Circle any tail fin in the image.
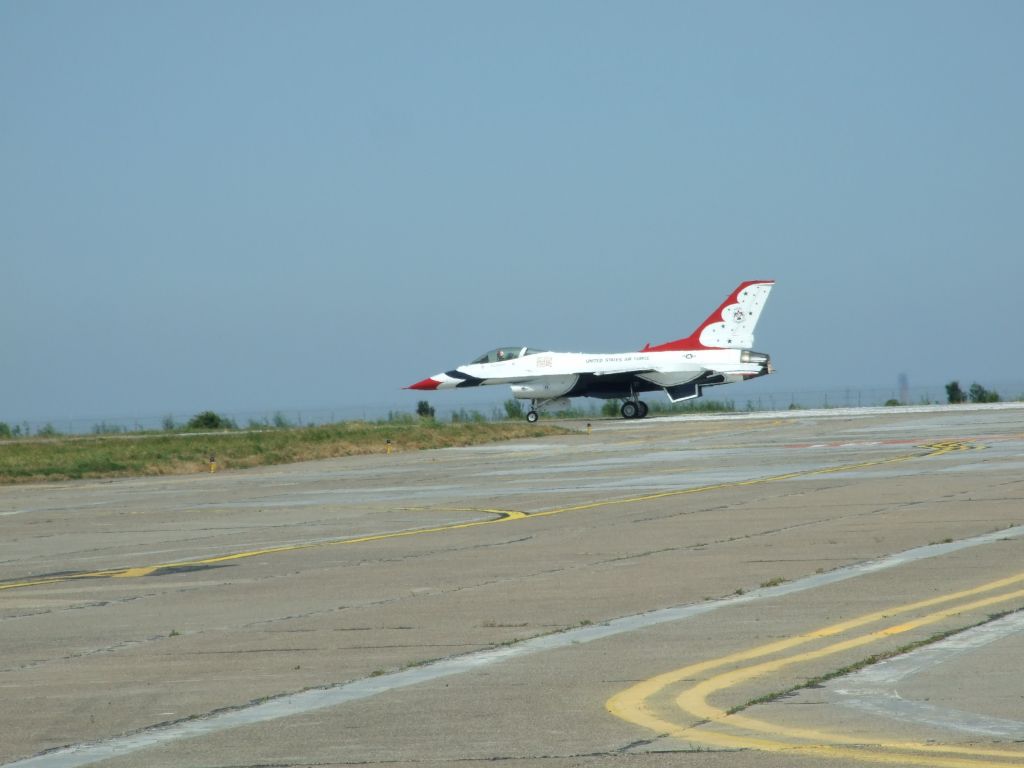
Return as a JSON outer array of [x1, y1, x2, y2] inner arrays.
[[643, 280, 775, 352]]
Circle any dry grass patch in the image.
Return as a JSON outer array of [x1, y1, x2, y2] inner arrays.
[[0, 421, 568, 484]]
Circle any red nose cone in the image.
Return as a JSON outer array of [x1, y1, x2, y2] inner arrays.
[[406, 377, 440, 390]]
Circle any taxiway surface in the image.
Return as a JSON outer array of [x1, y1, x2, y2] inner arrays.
[[2, 406, 1023, 767]]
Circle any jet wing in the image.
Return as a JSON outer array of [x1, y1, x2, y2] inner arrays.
[[592, 366, 657, 377]]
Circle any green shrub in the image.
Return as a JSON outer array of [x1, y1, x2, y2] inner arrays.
[[646, 398, 736, 414], [503, 399, 524, 419], [273, 411, 295, 428], [451, 409, 486, 423], [185, 411, 237, 430]]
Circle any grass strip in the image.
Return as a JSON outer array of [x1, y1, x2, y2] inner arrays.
[[0, 421, 568, 484]]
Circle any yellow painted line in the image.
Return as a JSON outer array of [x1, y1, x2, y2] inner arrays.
[[607, 571, 1024, 767], [530, 442, 955, 519], [115, 567, 160, 578], [0, 509, 526, 592], [678, 588, 1024, 718], [0, 440, 977, 593]]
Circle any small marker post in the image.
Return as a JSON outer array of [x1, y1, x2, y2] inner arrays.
[[586, 423, 592, 435], [209, 454, 217, 473], [385, 439, 392, 456]]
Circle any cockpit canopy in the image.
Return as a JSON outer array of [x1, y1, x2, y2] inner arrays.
[[468, 347, 543, 365]]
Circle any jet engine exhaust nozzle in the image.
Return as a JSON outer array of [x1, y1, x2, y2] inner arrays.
[[740, 350, 770, 365]]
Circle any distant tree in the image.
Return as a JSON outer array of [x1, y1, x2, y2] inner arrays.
[[945, 381, 965, 404], [273, 411, 295, 428], [37, 423, 59, 437], [162, 415, 177, 431], [0, 422, 11, 438], [884, 399, 901, 406], [416, 400, 435, 419], [503, 399, 524, 419], [601, 399, 621, 417], [968, 382, 1000, 403], [186, 411, 236, 430]]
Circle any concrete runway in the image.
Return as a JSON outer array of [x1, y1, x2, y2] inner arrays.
[[2, 405, 1023, 767]]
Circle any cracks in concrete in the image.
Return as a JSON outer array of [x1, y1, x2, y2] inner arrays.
[[2, 631, 166, 673], [191, 746, 739, 766]]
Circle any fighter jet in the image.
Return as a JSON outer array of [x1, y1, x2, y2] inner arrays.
[[407, 280, 775, 422]]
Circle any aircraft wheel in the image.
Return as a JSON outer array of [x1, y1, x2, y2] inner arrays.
[[526, 410, 539, 423], [620, 401, 639, 419], [637, 401, 649, 418]]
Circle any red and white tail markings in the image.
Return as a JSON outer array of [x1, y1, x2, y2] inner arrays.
[[642, 280, 775, 352]]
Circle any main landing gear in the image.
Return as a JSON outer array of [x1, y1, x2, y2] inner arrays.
[[524, 395, 648, 423], [620, 400, 648, 419], [619, 384, 648, 420]]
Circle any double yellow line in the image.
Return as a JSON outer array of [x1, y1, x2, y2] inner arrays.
[[0, 440, 978, 593], [607, 572, 1024, 767]]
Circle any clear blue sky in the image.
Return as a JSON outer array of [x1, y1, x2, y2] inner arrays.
[[3, 1, 1022, 423]]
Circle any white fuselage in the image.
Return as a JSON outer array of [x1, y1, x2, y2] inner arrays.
[[406, 279, 776, 417], [434, 348, 766, 398]]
